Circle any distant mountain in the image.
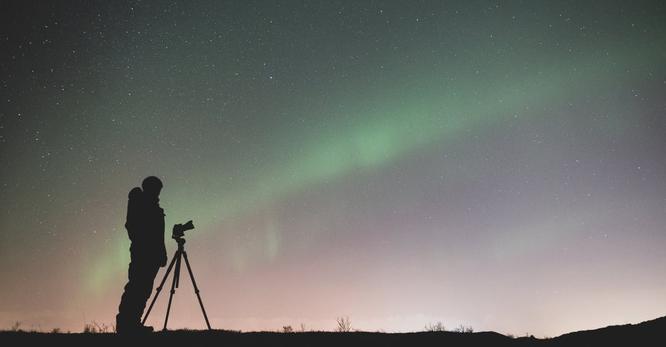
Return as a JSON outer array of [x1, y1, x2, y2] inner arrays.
[[544, 315, 666, 347]]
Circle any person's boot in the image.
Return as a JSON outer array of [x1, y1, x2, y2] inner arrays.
[[136, 324, 154, 333], [116, 316, 153, 335], [115, 314, 128, 334]]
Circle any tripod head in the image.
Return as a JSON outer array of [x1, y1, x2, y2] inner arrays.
[[172, 220, 194, 239], [171, 220, 194, 249], [173, 236, 186, 249]]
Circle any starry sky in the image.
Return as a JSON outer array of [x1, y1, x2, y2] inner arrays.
[[1, 0, 666, 336]]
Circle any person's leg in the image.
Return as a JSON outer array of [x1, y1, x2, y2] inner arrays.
[[118, 260, 160, 333], [117, 260, 141, 332], [137, 264, 161, 322]]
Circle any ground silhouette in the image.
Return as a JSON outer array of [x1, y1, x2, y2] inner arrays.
[[1, 315, 664, 346]]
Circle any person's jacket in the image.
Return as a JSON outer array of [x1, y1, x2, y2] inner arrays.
[[125, 187, 168, 267]]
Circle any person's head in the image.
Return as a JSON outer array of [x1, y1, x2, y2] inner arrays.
[[142, 176, 163, 199]]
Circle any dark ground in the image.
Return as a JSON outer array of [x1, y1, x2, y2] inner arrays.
[[1, 316, 664, 347]]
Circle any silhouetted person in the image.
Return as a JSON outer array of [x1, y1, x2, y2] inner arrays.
[[116, 176, 167, 334]]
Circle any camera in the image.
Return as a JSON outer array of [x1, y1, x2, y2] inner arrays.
[[172, 220, 194, 239]]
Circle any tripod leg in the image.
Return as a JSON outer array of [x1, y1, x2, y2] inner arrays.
[[182, 251, 212, 330], [163, 251, 181, 331], [175, 250, 181, 288], [142, 249, 179, 325]]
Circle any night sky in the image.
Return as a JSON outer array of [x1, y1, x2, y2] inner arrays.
[[1, 0, 665, 336]]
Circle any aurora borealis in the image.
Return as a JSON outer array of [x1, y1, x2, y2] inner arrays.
[[2, 0, 666, 336]]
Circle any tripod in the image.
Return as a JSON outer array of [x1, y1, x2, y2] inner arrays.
[[142, 236, 212, 331]]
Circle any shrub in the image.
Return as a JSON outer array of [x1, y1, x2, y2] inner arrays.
[[425, 321, 446, 332], [11, 321, 22, 332], [83, 321, 111, 333], [336, 316, 352, 332], [454, 324, 474, 333]]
